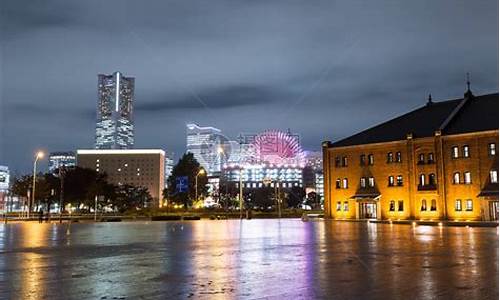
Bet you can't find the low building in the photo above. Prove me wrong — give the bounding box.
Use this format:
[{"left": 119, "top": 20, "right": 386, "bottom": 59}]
[
  {"left": 48, "top": 151, "right": 76, "bottom": 173},
  {"left": 76, "top": 149, "right": 165, "bottom": 207},
  {"left": 323, "top": 89, "right": 498, "bottom": 221}
]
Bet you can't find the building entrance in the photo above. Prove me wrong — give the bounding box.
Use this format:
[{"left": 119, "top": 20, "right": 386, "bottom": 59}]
[
  {"left": 489, "top": 201, "right": 499, "bottom": 221},
  {"left": 360, "top": 202, "right": 377, "bottom": 219}
]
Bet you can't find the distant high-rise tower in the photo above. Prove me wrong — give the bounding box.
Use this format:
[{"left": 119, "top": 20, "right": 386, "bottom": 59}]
[
  {"left": 95, "top": 71, "right": 134, "bottom": 149},
  {"left": 186, "top": 123, "right": 222, "bottom": 175}
]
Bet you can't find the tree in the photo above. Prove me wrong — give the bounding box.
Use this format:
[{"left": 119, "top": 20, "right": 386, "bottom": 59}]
[
  {"left": 286, "top": 186, "right": 306, "bottom": 208},
  {"left": 113, "top": 185, "right": 152, "bottom": 213},
  {"left": 64, "top": 167, "right": 107, "bottom": 211},
  {"left": 305, "top": 191, "right": 320, "bottom": 209},
  {"left": 166, "top": 153, "right": 208, "bottom": 208}
]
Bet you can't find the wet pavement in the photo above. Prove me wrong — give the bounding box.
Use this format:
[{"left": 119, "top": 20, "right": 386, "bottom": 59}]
[{"left": 0, "top": 220, "right": 497, "bottom": 300}]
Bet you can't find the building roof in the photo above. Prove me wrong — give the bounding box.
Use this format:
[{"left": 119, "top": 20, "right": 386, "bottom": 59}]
[
  {"left": 330, "top": 92, "right": 499, "bottom": 148},
  {"left": 77, "top": 149, "right": 165, "bottom": 155}
]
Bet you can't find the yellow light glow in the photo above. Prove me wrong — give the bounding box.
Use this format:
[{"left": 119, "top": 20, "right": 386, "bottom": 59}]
[
  {"left": 36, "top": 151, "right": 44, "bottom": 159},
  {"left": 198, "top": 169, "right": 205, "bottom": 175}
]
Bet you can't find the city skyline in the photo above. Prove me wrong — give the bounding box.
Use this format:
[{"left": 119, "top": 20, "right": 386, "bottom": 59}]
[{"left": 1, "top": 0, "right": 498, "bottom": 174}]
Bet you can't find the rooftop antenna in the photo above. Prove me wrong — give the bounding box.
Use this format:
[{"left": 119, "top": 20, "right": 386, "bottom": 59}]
[
  {"left": 466, "top": 72, "right": 471, "bottom": 91},
  {"left": 427, "top": 94, "right": 433, "bottom": 106}
]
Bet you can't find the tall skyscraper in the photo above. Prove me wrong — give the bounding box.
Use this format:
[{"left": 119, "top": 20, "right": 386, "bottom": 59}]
[
  {"left": 95, "top": 71, "right": 134, "bottom": 149},
  {"left": 186, "top": 123, "right": 223, "bottom": 175}
]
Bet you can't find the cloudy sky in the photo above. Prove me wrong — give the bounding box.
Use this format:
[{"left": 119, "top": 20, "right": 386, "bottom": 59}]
[{"left": 1, "top": 0, "right": 498, "bottom": 174}]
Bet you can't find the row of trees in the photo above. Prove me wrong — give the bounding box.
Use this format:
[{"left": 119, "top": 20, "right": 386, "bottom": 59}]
[{"left": 10, "top": 167, "right": 152, "bottom": 213}]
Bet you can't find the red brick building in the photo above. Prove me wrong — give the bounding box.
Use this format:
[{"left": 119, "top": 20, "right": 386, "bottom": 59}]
[{"left": 323, "top": 89, "right": 498, "bottom": 221}]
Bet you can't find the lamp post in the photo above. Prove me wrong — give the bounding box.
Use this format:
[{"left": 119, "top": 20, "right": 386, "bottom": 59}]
[
  {"left": 30, "top": 151, "right": 44, "bottom": 219},
  {"left": 217, "top": 146, "right": 224, "bottom": 207},
  {"left": 195, "top": 169, "right": 205, "bottom": 205},
  {"left": 239, "top": 166, "right": 243, "bottom": 219}
]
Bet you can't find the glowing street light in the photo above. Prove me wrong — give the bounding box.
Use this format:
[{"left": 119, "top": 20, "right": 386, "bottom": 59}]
[{"left": 30, "top": 151, "right": 44, "bottom": 219}]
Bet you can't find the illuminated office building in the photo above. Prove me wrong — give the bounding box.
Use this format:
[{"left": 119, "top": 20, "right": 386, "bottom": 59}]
[
  {"left": 48, "top": 151, "right": 76, "bottom": 173},
  {"left": 77, "top": 149, "right": 165, "bottom": 207},
  {"left": 223, "top": 130, "right": 305, "bottom": 189},
  {"left": 186, "top": 123, "right": 223, "bottom": 175},
  {"left": 95, "top": 71, "right": 135, "bottom": 149}
]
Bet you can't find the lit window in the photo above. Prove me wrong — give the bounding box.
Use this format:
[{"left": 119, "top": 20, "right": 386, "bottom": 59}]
[
  {"left": 336, "top": 202, "right": 341, "bottom": 211},
  {"left": 343, "top": 201, "right": 349, "bottom": 211},
  {"left": 428, "top": 153, "right": 434, "bottom": 163},
  {"left": 398, "top": 201, "right": 404, "bottom": 211},
  {"left": 453, "top": 172, "right": 460, "bottom": 184},
  {"left": 489, "top": 143, "right": 496, "bottom": 156},
  {"left": 455, "top": 199, "right": 462, "bottom": 211},
  {"left": 490, "top": 170, "right": 498, "bottom": 184},
  {"left": 419, "top": 174, "right": 425, "bottom": 186},
  {"left": 387, "top": 152, "right": 393, "bottom": 163},
  {"left": 368, "top": 154, "right": 374, "bottom": 165},
  {"left": 396, "top": 175, "right": 403, "bottom": 186},
  {"left": 368, "top": 177, "right": 375, "bottom": 187},
  {"left": 421, "top": 199, "right": 427, "bottom": 211},
  {"left": 388, "top": 176, "right": 394, "bottom": 186},
  {"left": 418, "top": 153, "right": 425, "bottom": 163},
  {"left": 360, "top": 177, "right": 366, "bottom": 188},
  {"left": 335, "top": 178, "right": 341, "bottom": 189},
  {"left": 452, "top": 146, "right": 459, "bottom": 158},
  {"left": 466, "top": 199, "right": 473, "bottom": 211},
  {"left": 464, "top": 172, "right": 471, "bottom": 184},
  {"left": 342, "top": 178, "right": 348, "bottom": 189},
  {"left": 463, "top": 145, "right": 470, "bottom": 158},
  {"left": 389, "top": 200, "right": 395, "bottom": 211},
  {"left": 396, "top": 152, "right": 402, "bottom": 163},
  {"left": 430, "top": 199, "right": 437, "bottom": 211}
]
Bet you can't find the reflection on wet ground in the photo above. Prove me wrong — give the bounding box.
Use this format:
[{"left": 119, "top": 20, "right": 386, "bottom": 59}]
[{"left": 0, "top": 220, "right": 497, "bottom": 299}]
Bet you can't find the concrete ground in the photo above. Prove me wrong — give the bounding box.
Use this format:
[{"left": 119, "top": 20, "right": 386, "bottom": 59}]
[{"left": 0, "top": 219, "right": 497, "bottom": 299}]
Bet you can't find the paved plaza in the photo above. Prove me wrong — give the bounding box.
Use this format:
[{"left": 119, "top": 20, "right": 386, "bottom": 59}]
[{"left": 0, "top": 219, "right": 497, "bottom": 299}]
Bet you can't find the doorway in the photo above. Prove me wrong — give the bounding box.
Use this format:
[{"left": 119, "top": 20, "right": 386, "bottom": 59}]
[
  {"left": 360, "top": 202, "right": 377, "bottom": 219},
  {"left": 489, "top": 201, "right": 498, "bottom": 221}
]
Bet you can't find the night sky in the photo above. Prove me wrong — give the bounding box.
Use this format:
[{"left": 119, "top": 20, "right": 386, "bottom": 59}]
[{"left": 1, "top": 0, "right": 498, "bottom": 174}]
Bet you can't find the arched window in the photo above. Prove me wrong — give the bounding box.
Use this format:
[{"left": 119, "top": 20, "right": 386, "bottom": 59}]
[
  {"left": 464, "top": 171, "right": 471, "bottom": 184},
  {"left": 428, "top": 173, "right": 436, "bottom": 185},
  {"left": 419, "top": 174, "right": 425, "bottom": 186},
  {"left": 368, "top": 154, "right": 374, "bottom": 165},
  {"left": 360, "top": 177, "right": 366, "bottom": 188},
  {"left": 387, "top": 152, "right": 393, "bottom": 163},
  {"left": 421, "top": 199, "right": 427, "bottom": 211},
  {"left": 453, "top": 172, "right": 460, "bottom": 184},
  {"left": 341, "top": 156, "right": 348, "bottom": 167},
  {"left": 463, "top": 145, "right": 470, "bottom": 158},
  {"left": 335, "top": 178, "right": 341, "bottom": 189},
  {"left": 368, "top": 177, "right": 375, "bottom": 187},
  {"left": 388, "top": 176, "right": 394, "bottom": 186},
  {"left": 342, "top": 178, "right": 348, "bottom": 189},
  {"left": 430, "top": 199, "right": 437, "bottom": 211},
  {"left": 396, "top": 151, "right": 402, "bottom": 162}
]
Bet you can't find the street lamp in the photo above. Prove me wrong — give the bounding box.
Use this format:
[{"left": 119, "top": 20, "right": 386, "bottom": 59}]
[
  {"left": 30, "top": 151, "right": 44, "bottom": 219},
  {"left": 195, "top": 168, "right": 205, "bottom": 204}
]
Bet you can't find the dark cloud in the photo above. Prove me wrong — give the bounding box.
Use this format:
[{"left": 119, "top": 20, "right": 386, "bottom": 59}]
[
  {"left": 136, "top": 85, "right": 287, "bottom": 112},
  {"left": 0, "top": 0, "right": 498, "bottom": 173}
]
